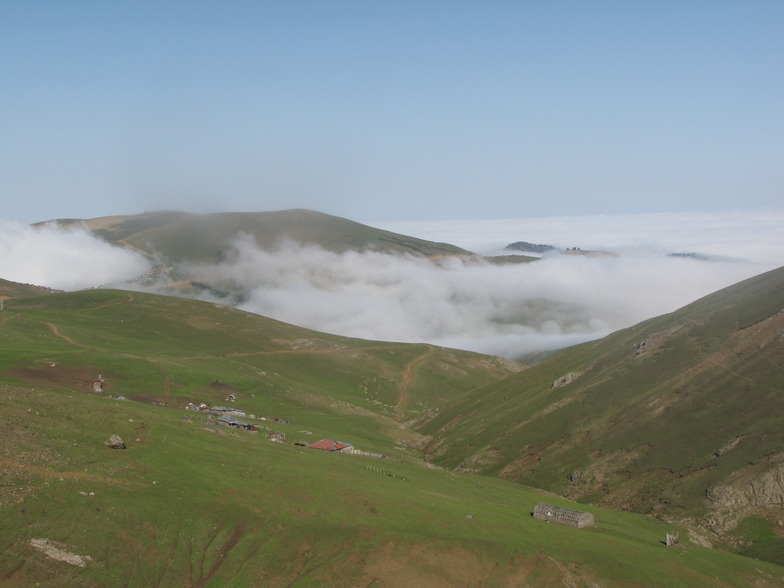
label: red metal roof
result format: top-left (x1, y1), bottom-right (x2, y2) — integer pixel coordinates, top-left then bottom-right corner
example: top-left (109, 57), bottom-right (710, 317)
top-left (307, 439), bottom-right (352, 451)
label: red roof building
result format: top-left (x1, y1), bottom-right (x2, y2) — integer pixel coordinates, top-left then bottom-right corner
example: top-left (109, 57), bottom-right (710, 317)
top-left (307, 439), bottom-right (354, 452)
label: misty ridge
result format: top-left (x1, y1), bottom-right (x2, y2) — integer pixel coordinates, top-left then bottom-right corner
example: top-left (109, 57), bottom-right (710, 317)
top-left (1, 213), bottom-right (779, 360)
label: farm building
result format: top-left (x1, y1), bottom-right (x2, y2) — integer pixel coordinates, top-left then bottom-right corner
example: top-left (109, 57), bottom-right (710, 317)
top-left (217, 414), bottom-right (258, 431)
top-left (307, 439), bottom-right (354, 453)
top-left (533, 503), bottom-right (594, 528)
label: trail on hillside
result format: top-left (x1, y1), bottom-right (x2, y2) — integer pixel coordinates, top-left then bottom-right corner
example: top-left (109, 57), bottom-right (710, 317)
top-left (43, 322), bottom-right (91, 349)
top-left (182, 342), bottom-right (405, 360)
top-left (92, 292), bottom-right (135, 310)
top-left (396, 345), bottom-right (433, 421)
top-left (0, 456), bottom-right (133, 487)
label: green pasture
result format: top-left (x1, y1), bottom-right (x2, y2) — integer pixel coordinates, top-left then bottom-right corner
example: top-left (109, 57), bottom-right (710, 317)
top-left (1, 286), bottom-right (783, 585)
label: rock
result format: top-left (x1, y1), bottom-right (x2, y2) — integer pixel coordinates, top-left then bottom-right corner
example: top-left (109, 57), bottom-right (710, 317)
top-left (103, 434), bottom-right (126, 450)
top-left (29, 538), bottom-right (92, 567)
top-left (550, 372), bottom-right (581, 389)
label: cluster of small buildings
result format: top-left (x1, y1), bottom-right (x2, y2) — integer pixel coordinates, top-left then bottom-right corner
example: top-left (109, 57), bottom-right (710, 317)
top-left (184, 400), bottom-right (384, 458)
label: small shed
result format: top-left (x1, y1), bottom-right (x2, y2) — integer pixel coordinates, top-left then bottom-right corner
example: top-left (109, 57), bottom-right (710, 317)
top-left (217, 414), bottom-right (258, 431)
top-left (533, 503), bottom-right (594, 528)
top-left (307, 439), bottom-right (354, 453)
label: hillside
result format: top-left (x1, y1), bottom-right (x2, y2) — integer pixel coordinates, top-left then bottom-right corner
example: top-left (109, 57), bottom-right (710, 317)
top-left (415, 265), bottom-right (784, 563)
top-left (2, 288), bottom-right (782, 586)
top-left (0, 278), bottom-right (59, 300)
top-left (51, 209), bottom-right (473, 264)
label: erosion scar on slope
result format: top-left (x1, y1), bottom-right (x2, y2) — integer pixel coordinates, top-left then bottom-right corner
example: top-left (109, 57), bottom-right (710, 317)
top-left (396, 345), bottom-right (433, 421)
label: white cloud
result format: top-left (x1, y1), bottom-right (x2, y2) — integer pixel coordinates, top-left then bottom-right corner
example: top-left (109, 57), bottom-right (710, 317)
top-left (180, 227), bottom-right (775, 359)
top-left (3, 210), bottom-right (781, 360)
top-left (375, 209), bottom-right (784, 264)
top-left (0, 220), bottom-right (151, 290)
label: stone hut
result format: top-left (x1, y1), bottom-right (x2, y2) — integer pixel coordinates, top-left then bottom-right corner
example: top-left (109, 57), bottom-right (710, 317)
top-left (533, 503), bottom-right (594, 528)
top-left (217, 414), bottom-right (258, 431)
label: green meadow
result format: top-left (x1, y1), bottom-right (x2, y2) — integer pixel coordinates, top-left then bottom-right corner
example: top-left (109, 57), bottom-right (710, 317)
top-left (1, 288), bottom-right (782, 586)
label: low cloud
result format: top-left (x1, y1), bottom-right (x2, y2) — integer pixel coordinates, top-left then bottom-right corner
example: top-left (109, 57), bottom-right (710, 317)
top-left (181, 233), bottom-right (772, 358)
top-left (0, 220), bottom-right (151, 291)
top-left (2, 211), bottom-right (780, 360)
top-left (376, 209), bottom-right (784, 264)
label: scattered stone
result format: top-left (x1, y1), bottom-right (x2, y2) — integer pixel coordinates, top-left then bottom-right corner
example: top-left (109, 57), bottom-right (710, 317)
top-left (103, 434), bottom-right (126, 450)
top-left (29, 538), bottom-right (93, 567)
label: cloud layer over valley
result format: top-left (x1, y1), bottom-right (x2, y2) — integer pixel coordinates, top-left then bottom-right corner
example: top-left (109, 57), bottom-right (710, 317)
top-left (183, 234), bottom-right (770, 358)
top-left (2, 211), bottom-right (781, 359)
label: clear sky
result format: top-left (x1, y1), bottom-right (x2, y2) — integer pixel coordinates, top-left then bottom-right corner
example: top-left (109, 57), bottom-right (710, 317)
top-left (2, 1), bottom-right (782, 224)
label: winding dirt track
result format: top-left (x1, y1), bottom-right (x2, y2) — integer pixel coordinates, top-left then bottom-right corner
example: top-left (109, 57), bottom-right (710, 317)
top-left (43, 322), bottom-right (90, 348)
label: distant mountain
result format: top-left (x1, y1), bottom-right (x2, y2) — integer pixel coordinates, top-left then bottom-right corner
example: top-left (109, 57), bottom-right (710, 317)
top-left (415, 265), bottom-right (784, 562)
top-left (51, 209), bottom-right (473, 264)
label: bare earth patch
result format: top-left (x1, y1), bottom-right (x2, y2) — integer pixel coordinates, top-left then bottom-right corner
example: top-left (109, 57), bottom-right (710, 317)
top-left (29, 538), bottom-right (93, 568)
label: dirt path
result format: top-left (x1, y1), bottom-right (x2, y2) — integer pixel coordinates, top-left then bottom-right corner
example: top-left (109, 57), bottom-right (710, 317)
top-left (93, 292), bottom-right (135, 310)
top-left (396, 345), bottom-right (433, 421)
top-left (0, 456), bottom-right (132, 487)
top-left (43, 322), bottom-right (91, 349)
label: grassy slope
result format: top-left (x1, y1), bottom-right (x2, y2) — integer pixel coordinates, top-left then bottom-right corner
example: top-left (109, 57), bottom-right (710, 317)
top-left (416, 266), bottom-right (784, 559)
top-left (56, 209), bottom-right (472, 263)
top-left (1, 289), bottom-right (781, 586)
top-left (0, 278), bottom-right (59, 299)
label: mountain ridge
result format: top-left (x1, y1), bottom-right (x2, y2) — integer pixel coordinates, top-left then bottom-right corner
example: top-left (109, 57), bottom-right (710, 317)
top-left (49, 209), bottom-right (474, 263)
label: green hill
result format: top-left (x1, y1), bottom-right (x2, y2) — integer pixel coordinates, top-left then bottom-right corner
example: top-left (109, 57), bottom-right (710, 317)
top-left (51, 209), bottom-right (473, 264)
top-left (415, 265), bottom-right (784, 564)
top-left (2, 287), bottom-right (781, 586)
top-left (0, 278), bottom-right (60, 300)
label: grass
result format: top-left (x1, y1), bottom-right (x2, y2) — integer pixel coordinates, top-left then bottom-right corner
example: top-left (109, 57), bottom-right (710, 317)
top-left (416, 267), bottom-right (784, 517)
top-left (1, 287), bottom-right (783, 585)
top-left (63, 210), bottom-right (473, 263)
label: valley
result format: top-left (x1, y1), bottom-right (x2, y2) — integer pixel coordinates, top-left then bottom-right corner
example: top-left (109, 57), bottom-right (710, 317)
top-left (1, 212), bottom-right (783, 586)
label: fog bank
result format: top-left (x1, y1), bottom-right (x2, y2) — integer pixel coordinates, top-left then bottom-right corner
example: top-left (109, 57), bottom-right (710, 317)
top-left (0, 220), bottom-right (151, 291)
top-left (2, 210), bottom-right (780, 359)
top-left (182, 234), bottom-right (771, 358)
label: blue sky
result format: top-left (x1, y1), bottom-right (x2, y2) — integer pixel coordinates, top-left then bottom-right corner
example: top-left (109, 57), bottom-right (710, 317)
top-left (2, 1), bottom-right (782, 224)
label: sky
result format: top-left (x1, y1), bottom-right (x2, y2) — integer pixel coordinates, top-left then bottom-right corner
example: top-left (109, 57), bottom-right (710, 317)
top-left (2, 1), bottom-right (783, 224)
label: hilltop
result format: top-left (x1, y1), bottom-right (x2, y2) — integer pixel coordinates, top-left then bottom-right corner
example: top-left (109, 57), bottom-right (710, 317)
top-left (1, 284), bottom-right (782, 585)
top-left (50, 209), bottom-right (473, 264)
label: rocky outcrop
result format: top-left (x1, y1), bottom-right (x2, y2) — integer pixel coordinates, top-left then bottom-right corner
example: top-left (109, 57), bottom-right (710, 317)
top-left (550, 372), bottom-right (581, 389)
top-left (703, 455), bottom-right (784, 531)
top-left (29, 538), bottom-right (93, 567)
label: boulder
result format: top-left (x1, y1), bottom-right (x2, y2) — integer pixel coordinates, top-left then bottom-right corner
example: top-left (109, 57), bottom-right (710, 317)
top-left (103, 434), bottom-right (126, 450)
